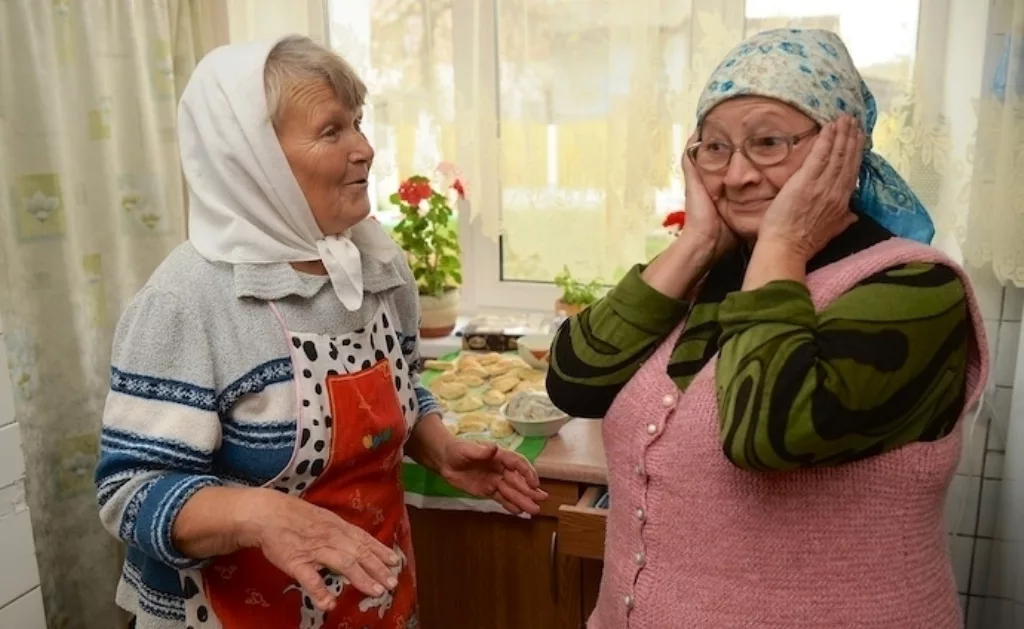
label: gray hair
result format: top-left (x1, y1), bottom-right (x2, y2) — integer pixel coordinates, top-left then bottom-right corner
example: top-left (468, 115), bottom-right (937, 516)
top-left (263, 35), bottom-right (367, 126)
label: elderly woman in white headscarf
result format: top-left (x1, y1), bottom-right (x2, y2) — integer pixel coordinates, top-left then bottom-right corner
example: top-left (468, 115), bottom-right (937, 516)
top-left (94, 35), bottom-right (546, 629)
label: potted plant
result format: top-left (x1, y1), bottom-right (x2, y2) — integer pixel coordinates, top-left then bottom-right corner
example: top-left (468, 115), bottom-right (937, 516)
top-left (390, 174), bottom-right (463, 338)
top-left (553, 266), bottom-right (604, 316)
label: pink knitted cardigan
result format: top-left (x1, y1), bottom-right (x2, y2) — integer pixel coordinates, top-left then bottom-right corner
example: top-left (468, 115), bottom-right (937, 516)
top-left (590, 239), bottom-right (989, 629)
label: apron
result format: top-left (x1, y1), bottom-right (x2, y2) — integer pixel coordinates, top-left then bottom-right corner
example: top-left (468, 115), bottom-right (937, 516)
top-left (180, 299), bottom-right (420, 629)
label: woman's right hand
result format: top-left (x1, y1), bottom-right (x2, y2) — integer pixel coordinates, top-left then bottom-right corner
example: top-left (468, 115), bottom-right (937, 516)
top-left (238, 488), bottom-right (401, 612)
top-left (680, 134), bottom-right (739, 262)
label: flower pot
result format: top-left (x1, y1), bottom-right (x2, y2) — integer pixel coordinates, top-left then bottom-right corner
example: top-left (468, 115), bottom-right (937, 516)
top-left (420, 288), bottom-right (460, 338)
top-left (555, 298), bottom-right (586, 317)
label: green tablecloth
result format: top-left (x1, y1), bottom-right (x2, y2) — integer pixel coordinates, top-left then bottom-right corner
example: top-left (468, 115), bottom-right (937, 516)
top-left (401, 351), bottom-right (549, 515)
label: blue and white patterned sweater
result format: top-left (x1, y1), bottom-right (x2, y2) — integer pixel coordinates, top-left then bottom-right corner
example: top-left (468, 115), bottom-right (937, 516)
top-left (94, 242), bottom-right (440, 629)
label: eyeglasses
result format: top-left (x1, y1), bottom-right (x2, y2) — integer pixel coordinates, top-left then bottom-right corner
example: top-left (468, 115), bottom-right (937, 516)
top-left (685, 127), bottom-right (819, 173)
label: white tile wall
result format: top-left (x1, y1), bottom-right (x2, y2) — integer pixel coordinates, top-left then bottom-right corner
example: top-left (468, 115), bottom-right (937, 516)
top-left (0, 313), bottom-right (44, 626)
top-left (952, 270), bottom-right (1024, 628)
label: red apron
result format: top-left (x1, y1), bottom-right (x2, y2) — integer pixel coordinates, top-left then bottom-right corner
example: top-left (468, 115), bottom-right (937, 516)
top-left (180, 301), bottom-right (419, 629)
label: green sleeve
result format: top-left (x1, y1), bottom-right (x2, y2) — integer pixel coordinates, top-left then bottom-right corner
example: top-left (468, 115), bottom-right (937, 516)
top-left (547, 264), bottom-right (689, 418)
top-left (715, 262), bottom-right (969, 471)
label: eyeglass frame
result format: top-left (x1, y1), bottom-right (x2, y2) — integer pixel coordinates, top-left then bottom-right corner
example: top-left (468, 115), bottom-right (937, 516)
top-left (685, 126), bottom-right (819, 173)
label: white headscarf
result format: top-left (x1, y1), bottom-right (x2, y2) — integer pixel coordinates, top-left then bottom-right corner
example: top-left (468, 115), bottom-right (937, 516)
top-left (178, 37), bottom-right (399, 311)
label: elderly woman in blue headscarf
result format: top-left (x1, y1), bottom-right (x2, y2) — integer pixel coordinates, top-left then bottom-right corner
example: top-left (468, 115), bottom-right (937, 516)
top-left (547, 29), bottom-right (988, 628)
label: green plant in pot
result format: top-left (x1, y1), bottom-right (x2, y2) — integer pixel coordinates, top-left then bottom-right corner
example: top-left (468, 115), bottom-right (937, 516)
top-left (390, 174), bottom-right (463, 338)
top-left (553, 266), bottom-right (604, 316)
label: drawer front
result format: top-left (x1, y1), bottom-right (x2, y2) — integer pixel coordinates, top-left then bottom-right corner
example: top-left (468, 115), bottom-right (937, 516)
top-left (557, 486), bottom-right (607, 560)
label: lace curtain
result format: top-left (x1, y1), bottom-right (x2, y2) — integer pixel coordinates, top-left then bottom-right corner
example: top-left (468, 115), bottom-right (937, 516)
top-left (0, 2), bottom-right (222, 627)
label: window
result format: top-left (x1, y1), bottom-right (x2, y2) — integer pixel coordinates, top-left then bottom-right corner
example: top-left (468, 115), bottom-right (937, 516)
top-left (329, 0), bottom-right (984, 313)
top-left (326, 0), bottom-right (458, 234)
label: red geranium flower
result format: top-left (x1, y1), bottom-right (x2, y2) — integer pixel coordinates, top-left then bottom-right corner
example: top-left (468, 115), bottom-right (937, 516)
top-left (451, 179), bottom-right (466, 199)
top-left (662, 210), bottom-right (686, 229)
top-left (398, 178), bottom-right (432, 206)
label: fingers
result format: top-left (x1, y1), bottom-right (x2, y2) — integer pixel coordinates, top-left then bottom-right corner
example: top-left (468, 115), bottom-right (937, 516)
top-left (496, 475), bottom-right (542, 515)
top-left (798, 119), bottom-right (836, 180)
top-left (823, 115), bottom-right (856, 189)
top-left (291, 564), bottom-right (338, 612)
top-left (492, 489), bottom-right (523, 515)
top-left (497, 450), bottom-right (542, 488)
top-left (321, 525), bottom-right (399, 597)
top-left (460, 440), bottom-right (498, 462)
top-left (503, 467), bottom-right (547, 501)
top-left (841, 123), bottom-right (866, 191)
top-left (321, 552), bottom-right (386, 598)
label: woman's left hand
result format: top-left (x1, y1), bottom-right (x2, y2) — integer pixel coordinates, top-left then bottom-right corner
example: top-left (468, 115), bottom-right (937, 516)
top-left (440, 440), bottom-right (549, 515)
top-left (758, 115), bottom-right (866, 260)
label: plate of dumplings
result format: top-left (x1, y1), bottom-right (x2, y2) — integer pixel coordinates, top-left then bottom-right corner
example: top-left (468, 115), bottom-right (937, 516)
top-left (424, 351), bottom-right (549, 446)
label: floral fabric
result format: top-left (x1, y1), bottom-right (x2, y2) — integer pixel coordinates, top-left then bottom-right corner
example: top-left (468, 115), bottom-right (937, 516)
top-left (696, 28), bottom-right (935, 244)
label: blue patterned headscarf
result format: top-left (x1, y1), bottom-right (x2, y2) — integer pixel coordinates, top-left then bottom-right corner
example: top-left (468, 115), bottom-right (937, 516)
top-left (696, 28), bottom-right (934, 244)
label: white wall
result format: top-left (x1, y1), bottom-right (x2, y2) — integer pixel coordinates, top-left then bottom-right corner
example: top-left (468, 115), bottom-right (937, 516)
top-left (0, 313), bottom-right (45, 627)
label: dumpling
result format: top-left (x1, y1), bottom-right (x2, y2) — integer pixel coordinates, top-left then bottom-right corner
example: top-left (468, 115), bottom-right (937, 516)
top-left (451, 394), bottom-right (484, 413)
top-left (489, 374), bottom-right (520, 393)
top-left (514, 380), bottom-right (543, 394)
top-left (445, 422), bottom-right (460, 436)
top-left (482, 389), bottom-right (507, 407)
top-left (457, 357), bottom-right (483, 372)
top-left (430, 373), bottom-right (458, 387)
top-left (485, 362), bottom-right (512, 377)
top-left (459, 366), bottom-right (489, 380)
top-left (461, 411), bottom-right (497, 428)
top-left (455, 374), bottom-right (486, 388)
top-left (499, 357), bottom-right (529, 370)
top-left (424, 359), bottom-right (456, 372)
top-left (435, 381), bottom-right (468, 400)
top-left (490, 418), bottom-right (514, 439)
top-left (514, 367), bottom-right (546, 382)
top-left (478, 352), bottom-right (503, 365)
top-left (455, 408), bottom-right (489, 430)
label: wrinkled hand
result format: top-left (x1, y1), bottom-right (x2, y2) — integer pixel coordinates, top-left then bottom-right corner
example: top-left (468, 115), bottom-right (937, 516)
top-left (681, 132), bottom-right (740, 261)
top-left (241, 489), bottom-right (400, 612)
top-left (759, 115), bottom-right (865, 260)
top-left (441, 439), bottom-right (548, 515)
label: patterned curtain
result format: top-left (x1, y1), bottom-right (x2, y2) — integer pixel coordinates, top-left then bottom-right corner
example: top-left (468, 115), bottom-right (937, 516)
top-left (0, 1), bottom-right (224, 627)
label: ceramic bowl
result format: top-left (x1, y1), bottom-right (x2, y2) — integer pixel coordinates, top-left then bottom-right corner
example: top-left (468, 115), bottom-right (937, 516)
top-left (516, 333), bottom-right (555, 369)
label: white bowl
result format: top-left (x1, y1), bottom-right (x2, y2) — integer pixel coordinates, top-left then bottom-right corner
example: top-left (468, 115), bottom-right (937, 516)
top-left (516, 333), bottom-right (555, 369)
top-left (499, 396), bottom-right (571, 438)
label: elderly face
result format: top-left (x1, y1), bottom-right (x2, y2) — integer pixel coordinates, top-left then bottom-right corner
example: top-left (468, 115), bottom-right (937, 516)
top-left (275, 80), bottom-right (373, 236)
top-left (695, 96), bottom-right (819, 240)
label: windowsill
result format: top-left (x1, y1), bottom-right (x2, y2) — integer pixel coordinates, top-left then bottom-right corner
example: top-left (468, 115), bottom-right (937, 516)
top-left (419, 316), bottom-right (472, 359)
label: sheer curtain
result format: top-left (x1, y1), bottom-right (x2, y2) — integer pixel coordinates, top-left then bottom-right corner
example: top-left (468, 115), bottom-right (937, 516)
top-left (0, 1), bottom-right (223, 627)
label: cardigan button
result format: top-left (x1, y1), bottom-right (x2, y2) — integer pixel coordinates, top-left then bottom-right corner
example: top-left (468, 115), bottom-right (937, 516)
top-left (624, 595), bottom-right (634, 610)
top-left (646, 423), bottom-right (657, 435)
top-left (636, 508), bottom-right (646, 521)
top-left (661, 393), bottom-right (676, 407)
top-left (634, 551), bottom-right (645, 566)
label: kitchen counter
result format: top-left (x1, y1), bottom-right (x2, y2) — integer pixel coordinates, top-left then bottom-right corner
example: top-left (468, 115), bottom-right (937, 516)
top-left (534, 417), bottom-right (607, 485)
top-left (410, 417), bottom-right (608, 629)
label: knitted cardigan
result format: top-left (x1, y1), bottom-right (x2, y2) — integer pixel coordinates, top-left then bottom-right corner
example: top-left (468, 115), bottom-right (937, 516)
top-left (590, 238), bottom-right (988, 629)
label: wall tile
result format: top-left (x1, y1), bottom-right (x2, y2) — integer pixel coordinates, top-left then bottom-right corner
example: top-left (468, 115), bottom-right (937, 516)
top-left (946, 474), bottom-right (982, 536)
top-left (995, 321), bottom-right (1021, 387)
top-left (0, 508), bottom-right (39, 607)
top-left (949, 534), bottom-right (974, 592)
top-left (0, 587), bottom-right (45, 629)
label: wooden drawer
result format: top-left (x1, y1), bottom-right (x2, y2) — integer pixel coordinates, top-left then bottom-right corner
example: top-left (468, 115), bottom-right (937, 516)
top-left (556, 486), bottom-right (608, 561)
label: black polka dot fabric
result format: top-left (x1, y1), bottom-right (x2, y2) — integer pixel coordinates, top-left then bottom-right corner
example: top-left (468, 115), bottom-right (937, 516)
top-left (179, 304), bottom-right (418, 628)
